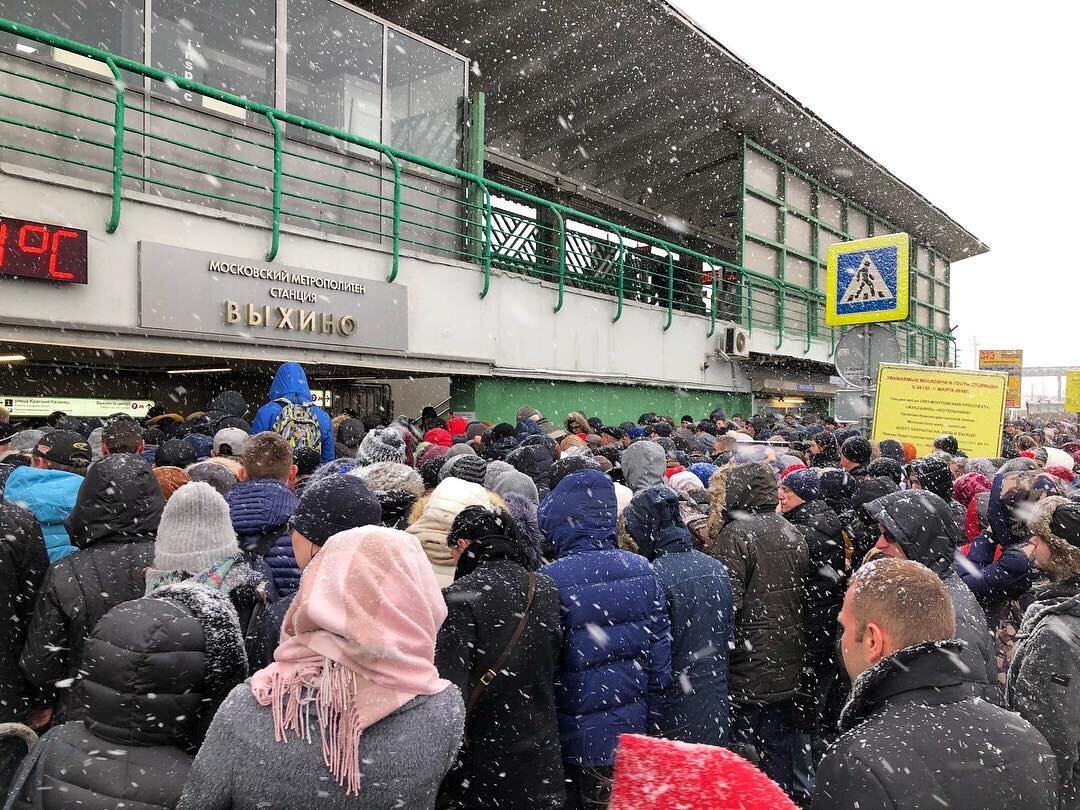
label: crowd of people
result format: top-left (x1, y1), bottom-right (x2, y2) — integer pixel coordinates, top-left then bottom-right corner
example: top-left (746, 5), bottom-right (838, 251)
top-left (0, 360), bottom-right (1077, 809)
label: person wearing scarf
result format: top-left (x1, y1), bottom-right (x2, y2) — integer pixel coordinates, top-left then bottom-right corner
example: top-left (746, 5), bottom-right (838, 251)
top-left (177, 526), bottom-right (465, 808)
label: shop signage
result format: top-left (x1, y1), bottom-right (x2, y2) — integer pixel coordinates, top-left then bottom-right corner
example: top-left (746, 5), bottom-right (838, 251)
top-left (1066, 372), bottom-right (1080, 414)
top-left (0, 215), bottom-right (88, 284)
top-left (1, 395), bottom-right (154, 418)
top-left (978, 349), bottom-right (1023, 409)
top-left (138, 243), bottom-right (408, 351)
top-left (871, 364), bottom-right (1008, 458)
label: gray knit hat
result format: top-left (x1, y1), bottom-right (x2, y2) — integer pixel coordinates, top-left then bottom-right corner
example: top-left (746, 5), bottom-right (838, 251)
top-left (484, 460), bottom-right (515, 489)
top-left (489, 468), bottom-right (539, 505)
top-left (439, 453), bottom-right (488, 485)
top-left (351, 461), bottom-right (424, 497)
top-left (357, 428), bottom-right (406, 465)
top-left (446, 442), bottom-right (477, 458)
top-left (150, 481), bottom-right (237, 575)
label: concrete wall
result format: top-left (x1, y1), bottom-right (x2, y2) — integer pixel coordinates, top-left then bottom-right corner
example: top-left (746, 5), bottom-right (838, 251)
top-left (0, 167), bottom-right (835, 391)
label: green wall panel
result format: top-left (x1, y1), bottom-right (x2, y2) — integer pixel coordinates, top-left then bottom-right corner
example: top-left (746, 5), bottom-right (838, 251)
top-left (457, 376), bottom-right (751, 425)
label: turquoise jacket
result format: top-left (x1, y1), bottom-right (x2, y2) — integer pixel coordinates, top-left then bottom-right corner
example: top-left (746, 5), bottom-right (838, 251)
top-left (4, 466), bottom-right (83, 562)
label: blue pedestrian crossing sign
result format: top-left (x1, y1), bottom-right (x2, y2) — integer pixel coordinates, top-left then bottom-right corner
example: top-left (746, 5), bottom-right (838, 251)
top-left (826, 233), bottom-right (909, 326)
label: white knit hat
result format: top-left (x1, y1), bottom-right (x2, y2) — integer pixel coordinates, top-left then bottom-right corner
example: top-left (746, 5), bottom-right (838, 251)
top-left (151, 481), bottom-right (237, 574)
top-left (357, 428), bottom-right (406, 465)
top-left (350, 461), bottom-right (424, 496)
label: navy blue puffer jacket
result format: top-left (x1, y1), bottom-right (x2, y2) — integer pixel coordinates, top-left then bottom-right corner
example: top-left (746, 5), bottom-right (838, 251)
top-left (538, 469), bottom-right (671, 767)
top-left (625, 485), bottom-right (734, 746)
top-left (225, 479), bottom-right (297, 600)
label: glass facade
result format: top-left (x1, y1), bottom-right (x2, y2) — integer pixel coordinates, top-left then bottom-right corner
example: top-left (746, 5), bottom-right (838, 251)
top-left (741, 139), bottom-right (953, 364)
top-left (1, 0), bottom-right (467, 165)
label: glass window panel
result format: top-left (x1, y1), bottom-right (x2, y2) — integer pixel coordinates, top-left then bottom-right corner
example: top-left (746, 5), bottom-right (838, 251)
top-left (916, 273), bottom-right (931, 303)
top-left (785, 254), bottom-right (812, 289)
top-left (935, 282), bottom-right (948, 308)
top-left (745, 195), bottom-right (779, 241)
top-left (934, 256), bottom-right (949, 281)
top-left (785, 172), bottom-right (812, 212)
top-left (847, 208), bottom-right (869, 238)
top-left (818, 192), bottom-right (842, 230)
top-left (872, 219), bottom-right (891, 236)
top-left (817, 228), bottom-right (841, 262)
top-left (2, 0), bottom-right (144, 62)
top-left (816, 262), bottom-right (827, 292)
top-left (152, 0), bottom-right (275, 116)
top-left (745, 149), bottom-right (779, 196)
top-left (918, 304), bottom-right (932, 328)
top-left (935, 310), bottom-right (949, 332)
top-left (746, 241), bottom-right (778, 277)
top-left (917, 245), bottom-right (931, 271)
top-left (387, 30), bottom-right (465, 166)
top-left (786, 212), bottom-right (812, 254)
top-left (286, 0), bottom-right (382, 144)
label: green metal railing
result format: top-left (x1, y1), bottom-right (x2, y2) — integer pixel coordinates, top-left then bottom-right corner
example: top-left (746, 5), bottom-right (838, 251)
top-left (0, 18), bottom-right (953, 364)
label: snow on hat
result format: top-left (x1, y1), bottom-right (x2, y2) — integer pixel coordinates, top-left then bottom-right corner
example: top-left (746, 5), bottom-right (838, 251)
top-left (212, 427), bottom-right (248, 458)
top-left (186, 460), bottom-right (238, 496)
top-left (952, 471), bottom-right (992, 508)
top-left (10, 429), bottom-right (44, 453)
top-left (840, 435), bottom-right (872, 466)
top-left (488, 468), bottom-right (539, 505)
top-left (291, 474), bottom-right (382, 546)
top-left (150, 481), bottom-right (237, 576)
top-left (357, 428), bottom-right (406, 466)
top-left (446, 442), bottom-right (477, 458)
top-left (153, 466), bottom-right (191, 500)
top-left (877, 439), bottom-right (906, 463)
top-left (438, 453), bottom-right (488, 485)
top-left (351, 461), bottom-right (424, 497)
top-left (688, 462), bottom-right (719, 488)
top-left (782, 468), bottom-right (820, 502)
top-left (483, 460), bottom-right (515, 489)
top-left (157, 438), bottom-right (197, 469)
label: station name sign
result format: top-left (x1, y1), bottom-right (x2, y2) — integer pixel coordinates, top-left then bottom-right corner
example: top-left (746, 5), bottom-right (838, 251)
top-left (138, 243), bottom-right (408, 351)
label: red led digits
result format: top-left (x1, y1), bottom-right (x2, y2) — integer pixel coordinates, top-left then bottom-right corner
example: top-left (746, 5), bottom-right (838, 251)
top-left (0, 216), bottom-right (87, 284)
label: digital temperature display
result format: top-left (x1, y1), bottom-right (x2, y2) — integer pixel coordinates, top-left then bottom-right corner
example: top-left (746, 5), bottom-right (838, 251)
top-left (0, 216), bottom-right (88, 284)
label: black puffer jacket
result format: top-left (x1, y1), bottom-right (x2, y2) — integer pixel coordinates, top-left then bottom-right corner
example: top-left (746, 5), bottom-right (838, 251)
top-left (506, 445), bottom-right (554, 501)
top-left (436, 552), bottom-right (564, 809)
top-left (0, 502), bottom-right (49, 724)
top-left (866, 489), bottom-right (997, 700)
top-left (783, 499), bottom-right (845, 668)
top-left (813, 641), bottom-right (1057, 810)
top-left (20, 454), bottom-right (164, 722)
top-left (6, 586), bottom-right (248, 810)
top-left (708, 462), bottom-right (809, 706)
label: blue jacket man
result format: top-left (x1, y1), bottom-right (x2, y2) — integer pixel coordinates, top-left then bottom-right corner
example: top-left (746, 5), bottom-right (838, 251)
top-left (225, 478), bottom-right (296, 600)
top-left (538, 469), bottom-right (672, 776)
top-left (4, 466), bottom-right (82, 563)
top-left (624, 484), bottom-right (734, 746)
top-left (250, 363), bottom-right (334, 463)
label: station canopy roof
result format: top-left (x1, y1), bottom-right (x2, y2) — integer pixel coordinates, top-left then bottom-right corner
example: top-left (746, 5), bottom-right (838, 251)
top-left (360, 0), bottom-right (986, 262)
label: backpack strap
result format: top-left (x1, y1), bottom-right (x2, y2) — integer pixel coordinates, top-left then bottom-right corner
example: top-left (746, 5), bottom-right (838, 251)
top-left (465, 572), bottom-right (537, 719)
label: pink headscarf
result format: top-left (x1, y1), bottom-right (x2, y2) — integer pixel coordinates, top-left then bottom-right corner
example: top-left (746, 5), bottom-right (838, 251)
top-left (250, 526), bottom-right (450, 795)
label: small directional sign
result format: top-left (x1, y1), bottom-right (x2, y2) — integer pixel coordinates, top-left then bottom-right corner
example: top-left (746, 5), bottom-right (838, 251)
top-left (826, 232), bottom-right (909, 326)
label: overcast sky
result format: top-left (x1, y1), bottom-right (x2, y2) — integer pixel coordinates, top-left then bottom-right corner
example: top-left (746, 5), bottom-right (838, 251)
top-left (671, 1), bottom-right (1076, 377)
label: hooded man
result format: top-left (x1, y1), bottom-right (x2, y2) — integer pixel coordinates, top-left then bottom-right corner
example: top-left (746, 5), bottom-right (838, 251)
top-left (621, 440), bottom-right (666, 492)
top-left (250, 362), bottom-right (334, 462)
top-left (20, 452), bottom-right (165, 725)
top-left (624, 485), bottom-right (733, 746)
top-left (866, 489), bottom-right (997, 700)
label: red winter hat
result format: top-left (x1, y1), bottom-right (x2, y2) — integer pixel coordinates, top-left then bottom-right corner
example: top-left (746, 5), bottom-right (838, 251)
top-left (423, 428), bottom-right (453, 448)
top-left (952, 472), bottom-right (992, 508)
top-left (609, 734), bottom-right (797, 810)
top-left (447, 417), bottom-right (468, 437)
top-left (1045, 465), bottom-right (1076, 484)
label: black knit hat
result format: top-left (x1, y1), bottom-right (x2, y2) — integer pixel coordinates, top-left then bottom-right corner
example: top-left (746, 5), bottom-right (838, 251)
top-left (841, 436), bottom-right (872, 466)
top-left (419, 456), bottom-right (449, 488)
top-left (549, 455), bottom-right (601, 491)
top-left (877, 439), bottom-right (905, 463)
top-left (1051, 501), bottom-right (1080, 548)
top-left (439, 454), bottom-right (488, 485)
top-left (157, 438), bottom-right (197, 469)
top-left (290, 475), bottom-right (382, 546)
top-left (491, 423), bottom-right (517, 442)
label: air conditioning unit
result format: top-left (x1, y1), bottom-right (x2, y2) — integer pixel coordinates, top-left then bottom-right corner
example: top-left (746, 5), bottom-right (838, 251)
top-left (716, 322), bottom-right (750, 359)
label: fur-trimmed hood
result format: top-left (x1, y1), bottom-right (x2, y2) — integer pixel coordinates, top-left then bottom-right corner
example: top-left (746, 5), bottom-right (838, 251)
top-left (1029, 495), bottom-right (1080, 581)
top-left (706, 461), bottom-right (776, 539)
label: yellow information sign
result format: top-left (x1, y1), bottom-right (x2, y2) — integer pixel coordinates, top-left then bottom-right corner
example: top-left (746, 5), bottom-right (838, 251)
top-left (1066, 371), bottom-right (1080, 414)
top-left (978, 349), bottom-right (1023, 409)
top-left (872, 364), bottom-right (1008, 458)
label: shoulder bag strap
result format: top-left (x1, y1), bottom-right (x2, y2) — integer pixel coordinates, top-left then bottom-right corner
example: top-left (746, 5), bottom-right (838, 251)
top-left (464, 572), bottom-right (537, 718)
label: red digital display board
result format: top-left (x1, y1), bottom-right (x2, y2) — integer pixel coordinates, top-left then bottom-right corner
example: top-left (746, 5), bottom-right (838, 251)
top-left (0, 216), bottom-right (88, 284)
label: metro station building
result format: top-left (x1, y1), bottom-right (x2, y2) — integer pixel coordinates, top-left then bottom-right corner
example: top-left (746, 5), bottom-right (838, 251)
top-left (0, 0), bottom-right (985, 423)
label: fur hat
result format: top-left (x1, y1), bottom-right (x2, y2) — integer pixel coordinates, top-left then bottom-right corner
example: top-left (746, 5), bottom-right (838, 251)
top-left (1030, 495), bottom-right (1080, 580)
top-left (150, 481), bottom-right (237, 576)
top-left (351, 461), bottom-right (424, 497)
top-left (358, 428), bottom-right (406, 466)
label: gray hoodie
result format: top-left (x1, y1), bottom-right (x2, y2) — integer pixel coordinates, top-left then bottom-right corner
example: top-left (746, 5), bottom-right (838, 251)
top-left (622, 441), bottom-right (666, 492)
top-left (1007, 578), bottom-right (1080, 809)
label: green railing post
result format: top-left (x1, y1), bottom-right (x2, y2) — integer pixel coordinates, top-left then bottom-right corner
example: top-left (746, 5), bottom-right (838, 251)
top-left (550, 206), bottom-right (566, 313)
top-left (479, 182), bottom-right (492, 299)
top-left (663, 251), bottom-right (674, 332)
top-left (706, 262), bottom-right (717, 338)
top-left (386, 152), bottom-right (401, 282)
top-left (265, 111), bottom-right (282, 261)
top-left (612, 231), bottom-right (625, 323)
top-left (775, 285), bottom-right (785, 349)
top-left (804, 291), bottom-right (812, 353)
top-left (103, 56), bottom-right (124, 234)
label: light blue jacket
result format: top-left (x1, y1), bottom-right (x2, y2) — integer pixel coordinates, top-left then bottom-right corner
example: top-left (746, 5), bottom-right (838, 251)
top-left (3, 465), bottom-right (83, 562)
